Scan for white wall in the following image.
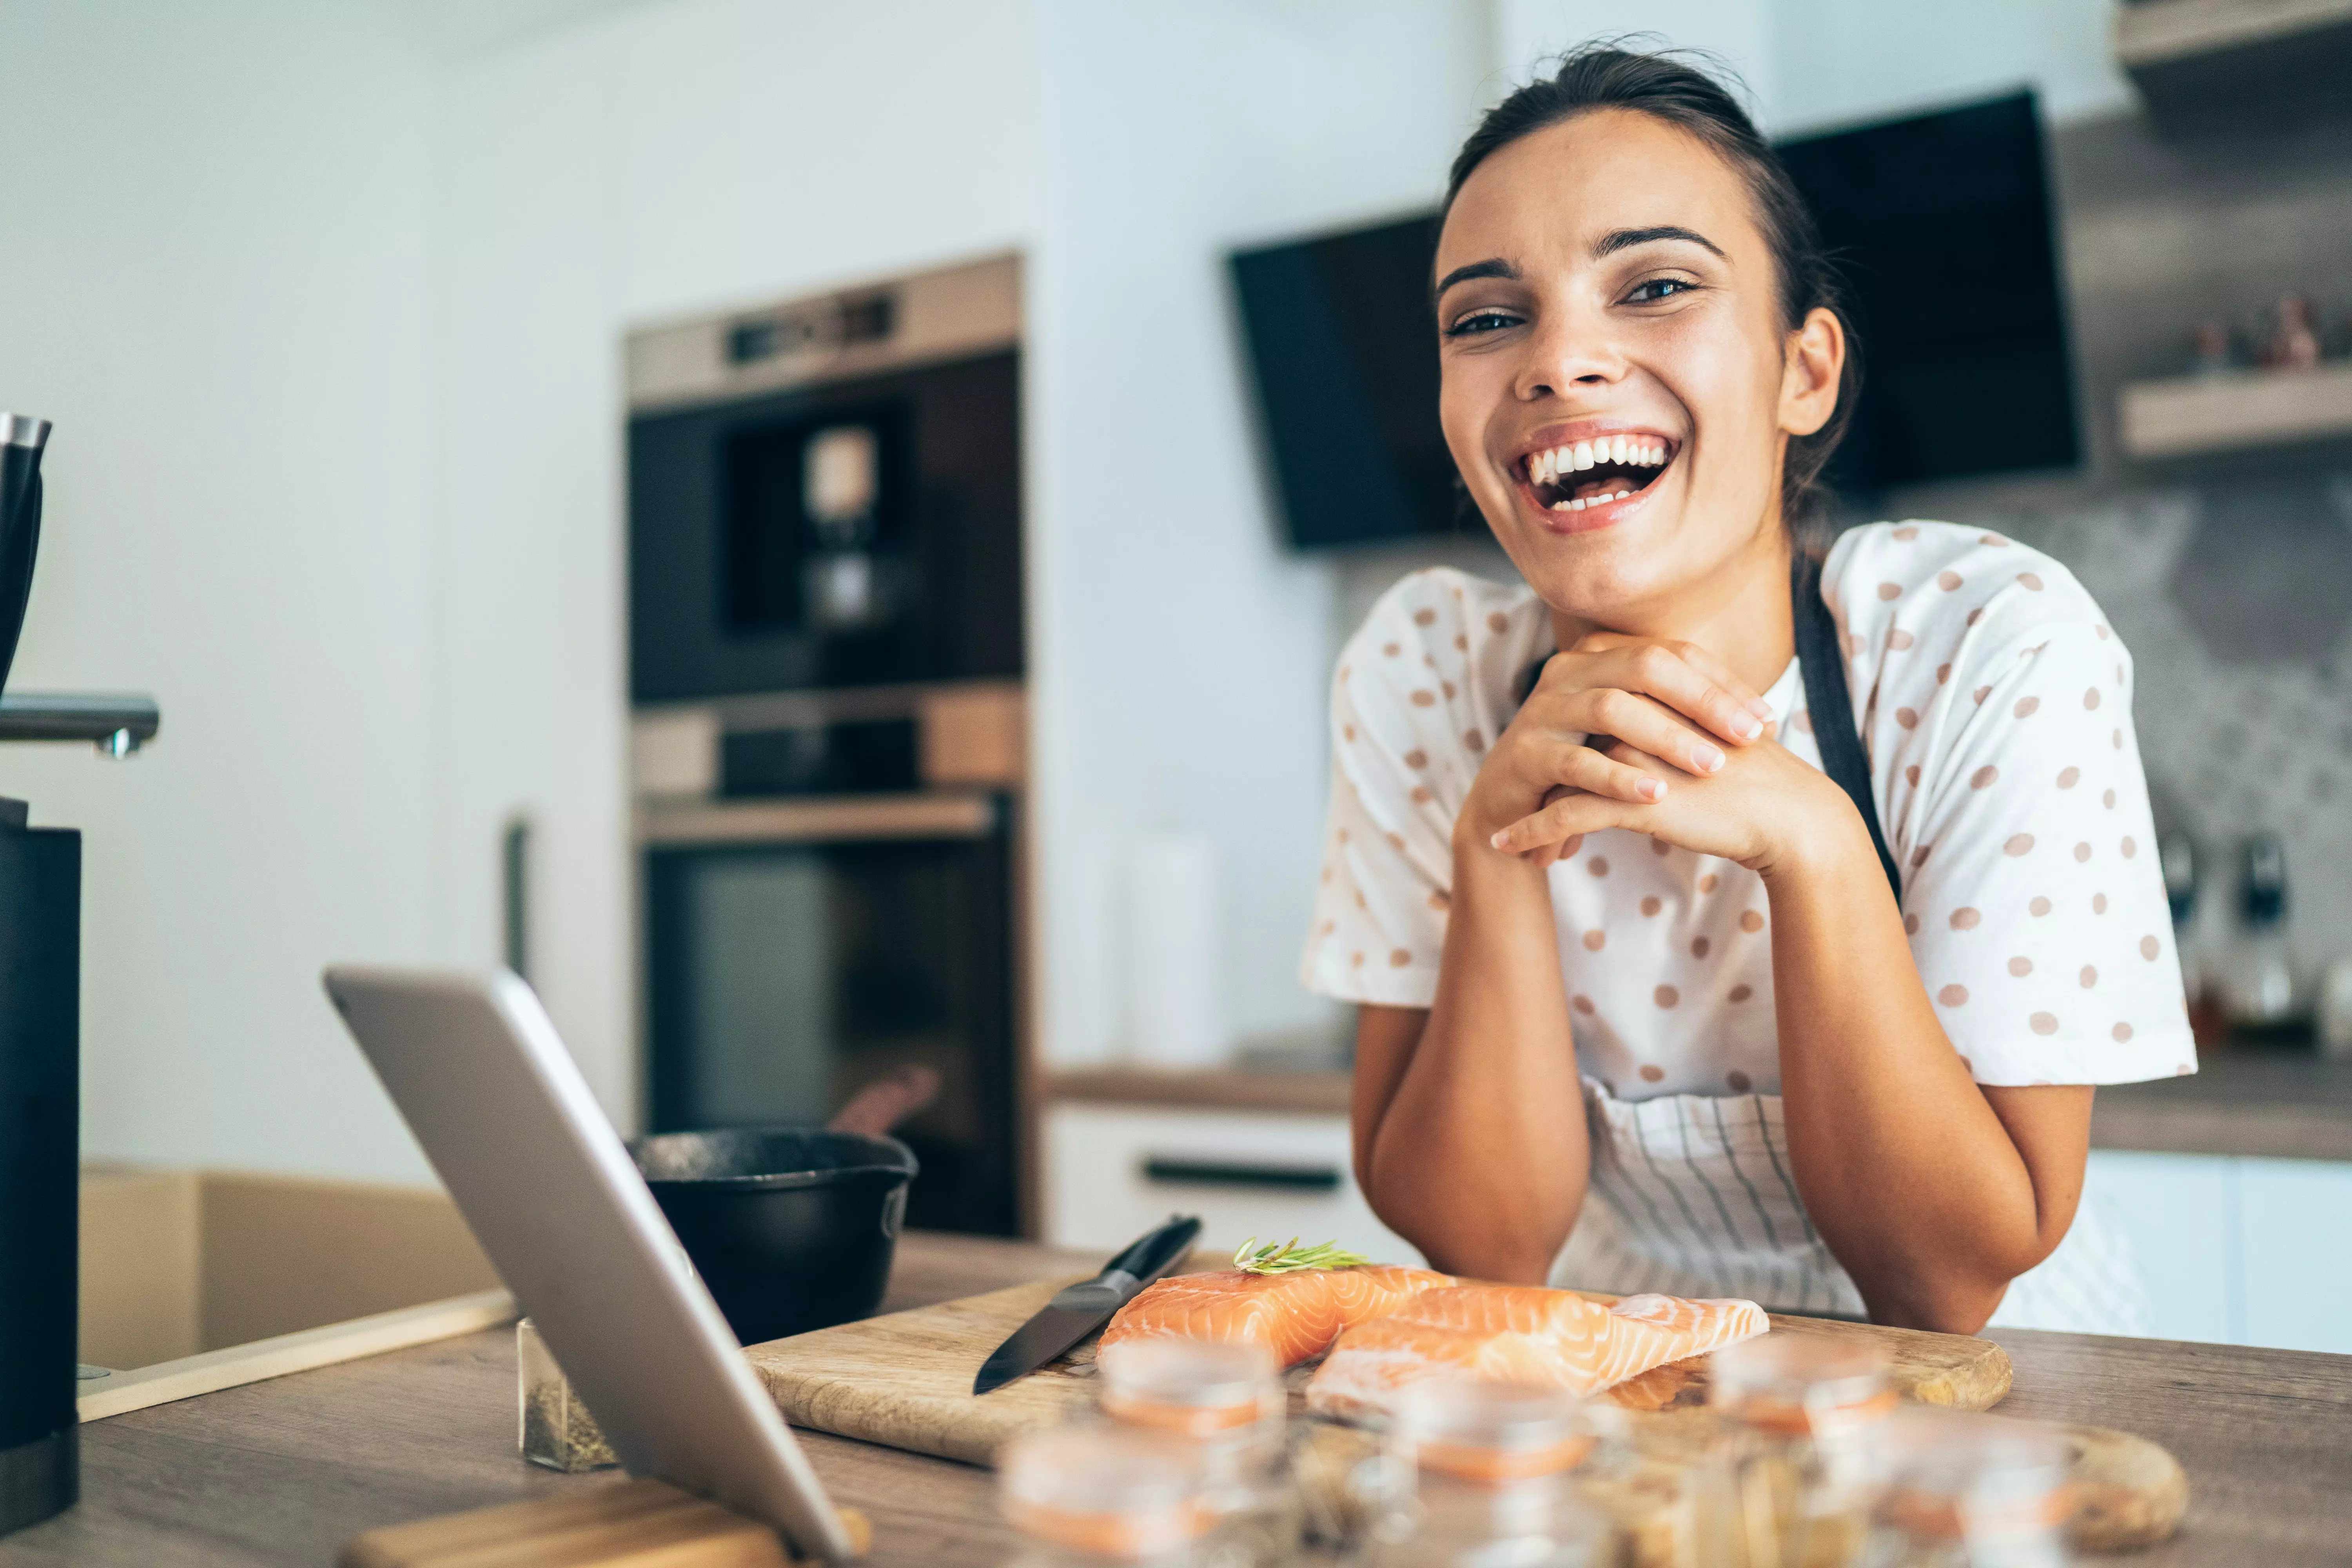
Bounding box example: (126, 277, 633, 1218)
(1488, 0, 2133, 131)
(1027, 0, 1490, 1065)
(1765, 0, 2131, 133)
(427, 0, 1040, 1123)
(0, 0, 440, 1179)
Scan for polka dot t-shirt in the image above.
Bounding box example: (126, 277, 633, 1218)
(1300, 520, 2196, 1095)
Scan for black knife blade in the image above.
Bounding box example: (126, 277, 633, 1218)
(972, 1213, 1203, 1394)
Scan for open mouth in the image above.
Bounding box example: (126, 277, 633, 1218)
(1518, 434, 1676, 514)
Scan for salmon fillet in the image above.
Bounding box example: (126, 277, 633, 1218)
(1304, 1284, 1767, 1413)
(1098, 1265, 1455, 1367)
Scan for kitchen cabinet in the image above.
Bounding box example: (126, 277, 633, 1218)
(1045, 1097, 2352, 1351)
(2085, 1149, 2352, 1352)
(2084, 1149, 2240, 1344)
(1041, 1103, 1420, 1263)
(2239, 1158, 2352, 1354)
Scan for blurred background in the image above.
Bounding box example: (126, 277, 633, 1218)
(7, 0, 2352, 1348)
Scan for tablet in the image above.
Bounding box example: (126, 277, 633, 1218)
(323, 965, 852, 1561)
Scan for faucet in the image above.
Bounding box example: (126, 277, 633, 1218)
(0, 414, 158, 757)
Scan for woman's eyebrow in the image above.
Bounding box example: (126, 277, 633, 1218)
(1593, 225, 1726, 260)
(1432, 257, 1518, 301)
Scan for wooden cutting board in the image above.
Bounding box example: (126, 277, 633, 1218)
(742, 1270, 2013, 1469)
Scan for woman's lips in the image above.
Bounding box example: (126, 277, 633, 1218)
(1521, 475, 1651, 534)
(1510, 430, 1679, 535)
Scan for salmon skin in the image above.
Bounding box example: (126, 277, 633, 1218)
(1304, 1284, 1767, 1414)
(1097, 1265, 1455, 1367)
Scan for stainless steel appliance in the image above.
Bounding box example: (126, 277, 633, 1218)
(0, 414, 161, 1537)
(626, 257, 1026, 1238)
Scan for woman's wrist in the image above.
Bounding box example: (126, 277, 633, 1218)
(1751, 771, 1880, 891)
(1452, 805, 1556, 887)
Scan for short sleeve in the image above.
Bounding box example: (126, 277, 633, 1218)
(1299, 570, 1541, 1007)
(1833, 523, 2195, 1086)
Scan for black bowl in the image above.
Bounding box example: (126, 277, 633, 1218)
(629, 1128, 918, 1345)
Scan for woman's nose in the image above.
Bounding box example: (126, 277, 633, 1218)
(1512, 305, 1626, 401)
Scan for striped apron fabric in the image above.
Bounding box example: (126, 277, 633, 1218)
(1550, 1077, 2150, 1336)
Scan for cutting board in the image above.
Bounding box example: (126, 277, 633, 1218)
(338, 1479, 872, 1568)
(743, 1271, 2013, 1469)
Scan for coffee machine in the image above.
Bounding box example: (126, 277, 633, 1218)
(0, 414, 159, 1537)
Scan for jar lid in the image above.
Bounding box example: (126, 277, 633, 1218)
(1709, 1335, 1895, 1434)
(1096, 1338, 1282, 1437)
(1396, 1378, 1593, 1482)
(998, 1423, 1207, 1559)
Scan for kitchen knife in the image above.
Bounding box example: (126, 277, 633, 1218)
(971, 1213, 1203, 1395)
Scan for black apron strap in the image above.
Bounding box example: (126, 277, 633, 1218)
(1791, 551, 1904, 903)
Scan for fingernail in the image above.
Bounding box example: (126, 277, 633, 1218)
(1728, 711, 1762, 742)
(1639, 778, 1666, 801)
(1748, 697, 1776, 720)
(1490, 830, 1510, 850)
(1692, 742, 1726, 772)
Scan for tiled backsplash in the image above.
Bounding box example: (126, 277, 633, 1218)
(1952, 477, 2352, 982)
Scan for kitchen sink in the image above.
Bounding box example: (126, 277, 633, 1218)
(77, 1164, 511, 1420)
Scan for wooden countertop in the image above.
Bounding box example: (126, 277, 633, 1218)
(5, 1232, 2350, 1566)
(1052, 1048, 2352, 1162)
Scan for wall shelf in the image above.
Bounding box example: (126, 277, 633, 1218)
(2119, 362, 2352, 459)
(2116, 0, 2352, 129)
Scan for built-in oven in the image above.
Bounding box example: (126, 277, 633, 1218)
(641, 788, 1018, 1236)
(626, 256, 1029, 1238)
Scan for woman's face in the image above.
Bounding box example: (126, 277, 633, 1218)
(1435, 108, 1840, 627)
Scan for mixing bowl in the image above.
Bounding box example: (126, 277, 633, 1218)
(629, 1128, 917, 1345)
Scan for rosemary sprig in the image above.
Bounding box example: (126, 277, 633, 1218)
(1232, 1236, 1372, 1275)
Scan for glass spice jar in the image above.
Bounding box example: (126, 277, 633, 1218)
(1386, 1378, 1605, 1568)
(516, 1316, 617, 1472)
(998, 1421, 1210, 1568)
(1693, 1335, 1897, 1567)
(1861, 1410, 2073, 1568)
(1095, 1338, 1299, 1568)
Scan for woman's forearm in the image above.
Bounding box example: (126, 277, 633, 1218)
(1761, 802, 2063, 1331)
(1359, 834, 1590, 1281)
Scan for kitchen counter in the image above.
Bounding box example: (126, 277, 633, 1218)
(1053, 1047, 2352, 1162)
(4, 1233, 2348, 1566)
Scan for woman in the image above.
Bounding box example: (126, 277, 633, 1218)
(1301, 48, 2189, 1335)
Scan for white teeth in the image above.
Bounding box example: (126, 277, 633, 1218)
(1549, 497, 1572, 511)
(1572, 441, 1595, 470)
(1608, 435, 1627, 464)
(1570, 497, 1585, 511)
(1534, 450, 1553, 485)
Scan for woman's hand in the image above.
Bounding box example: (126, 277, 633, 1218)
(1449, 639, 1769, 865)
(1458, 633, 1792, 867)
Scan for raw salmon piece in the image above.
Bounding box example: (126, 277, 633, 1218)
(1098, 1265, 1454, 1367)
(1304, 1284, 1766, 1414)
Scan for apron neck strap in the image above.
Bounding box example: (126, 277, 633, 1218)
(1791, 550, 1904, 904)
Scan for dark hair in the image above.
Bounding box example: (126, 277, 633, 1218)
(1444, 43, 1858, 529)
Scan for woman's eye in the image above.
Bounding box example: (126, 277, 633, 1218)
(1443, 309, 1520, 338)
(1624, 278, 1697, 305)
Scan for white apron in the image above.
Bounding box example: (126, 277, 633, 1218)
(1550, 1078, 2150, 1336)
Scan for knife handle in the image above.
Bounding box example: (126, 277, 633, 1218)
(1105, 1213, 1202, 1286)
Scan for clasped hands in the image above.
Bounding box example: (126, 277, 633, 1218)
(1457, 632, 1856, 878)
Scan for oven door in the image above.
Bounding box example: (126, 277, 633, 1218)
(641, 792, 1017, 1236)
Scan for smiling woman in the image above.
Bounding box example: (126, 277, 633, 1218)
(1301, 47, 2192, 1337)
